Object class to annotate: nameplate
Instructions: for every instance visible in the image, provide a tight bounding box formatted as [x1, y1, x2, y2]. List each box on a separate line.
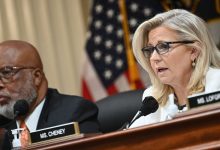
[30, 122, 80, 143]
[187, 90, 220, 109]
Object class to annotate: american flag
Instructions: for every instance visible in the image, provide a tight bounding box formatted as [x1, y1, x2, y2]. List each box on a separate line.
[81, 0, 220, 101]
[81, 0, 165, 101]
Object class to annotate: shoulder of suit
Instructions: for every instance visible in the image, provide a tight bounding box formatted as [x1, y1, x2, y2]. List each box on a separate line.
[142, 86, 153, 101]
[206, 67, 220, 81]
[47, 88, 95, 105]
[206, 67, 220, 75]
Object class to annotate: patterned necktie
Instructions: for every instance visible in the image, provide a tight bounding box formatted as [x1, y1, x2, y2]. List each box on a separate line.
[20, 120, 29, 148]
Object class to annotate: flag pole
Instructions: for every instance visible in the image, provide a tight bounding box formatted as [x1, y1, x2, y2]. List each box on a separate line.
[118, 0, 141, 90]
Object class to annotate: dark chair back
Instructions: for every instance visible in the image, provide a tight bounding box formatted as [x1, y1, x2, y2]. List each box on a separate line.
[96, 89, 144, 133]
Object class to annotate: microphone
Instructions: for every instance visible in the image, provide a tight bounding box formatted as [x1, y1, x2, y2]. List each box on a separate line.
[0, 100, 29, 128]
[13, 99, 29, 119]
[127, 96, 159, 128]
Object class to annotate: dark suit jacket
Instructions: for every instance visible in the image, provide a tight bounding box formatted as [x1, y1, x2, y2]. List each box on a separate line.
[2, 88, 100, 149]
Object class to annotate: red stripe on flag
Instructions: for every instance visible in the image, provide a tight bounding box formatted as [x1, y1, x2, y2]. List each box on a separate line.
[135, 80, 144, 89]
[82, 80, 94, 101]
[124, 71, 129, 82]
[107, 84, 118, 95]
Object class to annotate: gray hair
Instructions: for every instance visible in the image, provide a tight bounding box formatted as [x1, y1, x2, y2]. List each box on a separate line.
[132, 9, 220, 104]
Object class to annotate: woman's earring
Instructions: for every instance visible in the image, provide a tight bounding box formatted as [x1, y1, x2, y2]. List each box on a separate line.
[192, 59, 196, 67]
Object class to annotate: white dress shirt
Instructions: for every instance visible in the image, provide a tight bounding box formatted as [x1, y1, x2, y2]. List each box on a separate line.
[129, 67, 220, 128]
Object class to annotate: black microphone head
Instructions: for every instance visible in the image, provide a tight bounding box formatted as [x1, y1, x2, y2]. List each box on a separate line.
[13, 100, 29, 118]
[127, 96, 159, 128]
[140, 96, 159, 116]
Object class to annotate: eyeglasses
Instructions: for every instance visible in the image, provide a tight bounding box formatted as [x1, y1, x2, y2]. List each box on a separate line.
[0, 66, 35, 84]
[141, 40, 195, 58]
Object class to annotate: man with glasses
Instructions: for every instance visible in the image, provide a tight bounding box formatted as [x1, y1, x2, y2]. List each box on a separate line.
[0, 40, 100, 149]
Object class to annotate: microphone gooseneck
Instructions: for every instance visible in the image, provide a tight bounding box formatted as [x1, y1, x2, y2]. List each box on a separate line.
[127, 96, 159, 128]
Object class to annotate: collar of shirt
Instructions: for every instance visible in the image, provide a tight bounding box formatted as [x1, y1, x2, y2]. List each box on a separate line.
[16, 98, 45, 132]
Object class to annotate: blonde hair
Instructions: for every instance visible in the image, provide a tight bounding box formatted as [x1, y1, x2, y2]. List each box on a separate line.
[132, 9, 220, 105]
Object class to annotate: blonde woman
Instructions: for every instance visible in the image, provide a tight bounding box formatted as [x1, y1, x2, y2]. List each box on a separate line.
[130, 9, 220, 128]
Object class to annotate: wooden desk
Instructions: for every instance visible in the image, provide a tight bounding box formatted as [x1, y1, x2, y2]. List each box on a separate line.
[28, 105, 220, 150]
